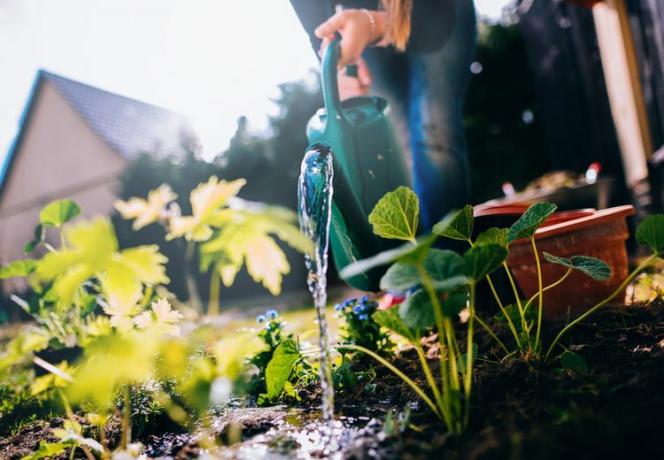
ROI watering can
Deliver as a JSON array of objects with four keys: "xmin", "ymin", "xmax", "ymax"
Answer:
[{"xmin": 305, "ymin": 38, "xmax": 410, "ymax": 291}]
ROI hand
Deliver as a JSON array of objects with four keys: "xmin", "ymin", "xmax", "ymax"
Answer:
[
  {"xmin": 315, "ymin": 9, "xmax": 387, "ymax": 68},
  {"xmin": 338, "ymin": 58, "xmax": 372, "ymax": 100}
]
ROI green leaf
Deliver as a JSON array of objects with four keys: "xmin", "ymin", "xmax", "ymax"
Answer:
[
  {"xmin": 368, "ymin": 186, "xmax": 419, "ymax": 241},
  {"xmin": 432, "ymin": 205, "xmax": 474, "ymax": 241},
  {"xmin": 339, "ymin": 236, "xmax": 435, "ymax": 281},
  {"xmin": 265, "ymin": 339, "xmax": 300, "ymax": 400},
  {"xmin": 475, "ymin": 227, "xmax": 508, "ymax": 247},
  {"xmin": 372, "ymin": 308, "xmax": 418, "ymax": 342},
  {"xmin": 560, "ymin": 350, "xmax": 588, "ymax": 374},
  {"xmin": 24, "ymin": 224, "xmax": 45, "ymax": 254},
  {"xmin": 507, "ymin": 202, "xmax": 557, "ymax": 243},
  {"xmin": 380, "ymin": 249, "xmax": 466, "ymax": 291},
  {"xmin": 495, "ymin": 301, "xmax": 533, "ymax": 333},
  {"xmin": 635, "ymin": 214, "xmax": 664, "ymax": 255},
  {"xmin": 0, "ymin": 259, "xmax": 37, "ymax": 279},
  {"xmin": 463, "ymin": 244, "xmax": 508, "ymax": 281},
  {"xmin": 543, "ymin": 253, "xmax": 611, "ymax": 281},
  {"xmin": 21, "ymin": 441, "xmax": 67, "ymax": 460},
  {"xmin": 39, "ymin": 199, "xmax": 80, "ymax": 228},
  {"xmin": 399, "ymin": 289, "xmax": 435, "ymax": 329}
]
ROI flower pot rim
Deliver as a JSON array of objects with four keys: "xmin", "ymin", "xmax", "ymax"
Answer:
[{"xmin": 510, "ymin": 204, "xmax": 634, "ymax": 246}]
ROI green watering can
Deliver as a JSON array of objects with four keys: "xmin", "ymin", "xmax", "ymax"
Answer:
[{"xmin": 305, "ymin": 38, "xmax": 410, "ymax": 291}]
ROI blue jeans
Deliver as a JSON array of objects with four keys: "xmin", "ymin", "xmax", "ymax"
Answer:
[{"xmin": 363, "ymin": 1, "xmax": 477, "ymax": 231}]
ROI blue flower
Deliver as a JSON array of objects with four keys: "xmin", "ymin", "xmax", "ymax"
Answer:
[
  {"xmin": 343, "ymin": 299, "xmax": 354, "ymax": 307},
  {"xmin": 334, "ymin": 303, "xmax": 344, "ymax": 311},
  {"xmin": 353, "ymin": 305, "xmax": 366, "ymax": 315},
  {"xmin": 266, "ymin": 309, "xmax": 278, "ymax": 320},
  {"xmin": 358, "ymin": 314, "xmax": 369, "ymax": 321},
  {"xmin": 256, "ymin": 315, "xmax": 266, "ymax": 324},
  {"xmin": 361, "ymin": 295, "xmax": 369, "ymax": 304}
]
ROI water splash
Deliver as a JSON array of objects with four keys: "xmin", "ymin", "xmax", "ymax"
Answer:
[{"xmin": 298, "ymin": 144, "xmax": 335, "ymax": 423}]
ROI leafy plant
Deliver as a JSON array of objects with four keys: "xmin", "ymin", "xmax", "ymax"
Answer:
[
  {"xmin": 116, "ymin": 177, "xmax": 313, "ymax": 315},
  {"xmin": 335, "ymin": 296, "xmax": 394, "ymax": 356},
  {"xmin": 246, "ymin": 310, "xmax": 314, "ymax": 405},
  {"xmin": 340, "ymin": 190, "xmax": 505, "ymax": 433}
]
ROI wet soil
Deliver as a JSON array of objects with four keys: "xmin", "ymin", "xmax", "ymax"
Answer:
[{"xmin": 3, "ymin": 303, "xmax": 664, "ymax": 459}]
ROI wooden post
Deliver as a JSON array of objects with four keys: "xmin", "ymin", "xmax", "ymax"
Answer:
[{"xmin": 592, "ymin": 0, "xmax": 653, "ymax": 188}]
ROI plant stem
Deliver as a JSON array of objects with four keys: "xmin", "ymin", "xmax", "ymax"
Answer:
[
  {"xmin": 485, "ymin": 274, "xmax": 520, "ymax": 347},
  {"xmin": 464, "ymin": 283, "xmax": 476, "ymax": 427},
  {"xmin": 342, "ymin": 344, "xmax": 440, "ymax": 418},
  {"xmin": 417, "ymin": 264, "xmax": 454, "ymax": 396},
  {"xmin": 207, "ymin": 271, "xmax": 221, "ymax": 316},
  {"xmin": 532, "ymin": 237, "xmax": 544, "ymax": 353},
  {"xmin": 502, "ymin": 262, "xmax": 528, "ymax": 340},
  {"xmin": 413, "ymin": 341, "xmax": 451, "ymax": 428},
  {"xmin": 523, "ymin": 267, "xmax": 573, "ymax": 314},
  {"xmin": 475, "ymin": 315, "xmax": 509, "ymax": 355},
  {"xmin": 184, "ymin": 241, "xmax": 203, "ymax": 314},
  {"xmin": 545, "ymin": 253, "xmax": 659, "ymax": 359},
  {"xmin": 120, "ymin": 386, "xmax": 131, "ymax": 450}
]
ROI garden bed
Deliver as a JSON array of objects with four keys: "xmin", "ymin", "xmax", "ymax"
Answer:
[{"xmin": 3, "ymin": 302, "xmax": 663, "ymax": 459}]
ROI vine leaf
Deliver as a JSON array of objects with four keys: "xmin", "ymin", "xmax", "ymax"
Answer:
[
  {"xmin": 475, "ymin": 227, "xmax": 508, "ymax": 248},
  {"xmin": 635, "ymin": 214, "xmax": 664, "ymax": 255},
  {"xmin": 463, "ymin": 244, "xmax": 508, "ymax": 281},
  {"xmin": 265, "ymin": 338, "xmax": 300, "ymax": 400},
  {"xmin": 543, "ymin": 252, "xmax": 611, "ymax": 281},
  {"xmin": 379, "ymin": 249, "xmax": 466, "ymax": 291},
  {"xmin": 432, "ymin": 205, "xmax": 474, "ymax": 241},
  {"xmin": 507, "ymin": 202, "xmax": 557, "ymax": 243},
  {"xmin": 39, "ymin": 199, "xmax": 80, "ymax": 228},
  {"xmin": 368, "ymin": 186, "xmax": 419, "ymax": 241}
]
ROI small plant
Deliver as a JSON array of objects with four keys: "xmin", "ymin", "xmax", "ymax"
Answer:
[
  {"xmin": 340, "ymin": 187, "xmax": 506, "ymax": 433},
  {"xmin": 335, "ymin": 295, "xmax": 394, "ymax": 356},
  {"xmin": 115, "ymin": 177, "xmax": 313, "ymax": 315},
  {"xmin": 246, "ymin": 310, "xmax": 315, "ymax": 405}
]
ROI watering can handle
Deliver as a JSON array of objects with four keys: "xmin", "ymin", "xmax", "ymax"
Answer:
[{"xmin": 321, "ymin": 37, "xmax": 348, "ymax": 132}]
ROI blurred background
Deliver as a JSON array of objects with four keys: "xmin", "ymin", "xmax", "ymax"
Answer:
[{"xmin": 1, "ymin": 0, "xmax": 663, "ymax": 316}]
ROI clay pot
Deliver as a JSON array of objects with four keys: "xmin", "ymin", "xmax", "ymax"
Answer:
[{"xmin": 507, "ymin": 205, "xmax": 634, "ymax": 321}]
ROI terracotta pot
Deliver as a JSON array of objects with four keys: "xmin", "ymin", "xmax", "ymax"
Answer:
[{"xmin": 506, "ymin": 205, "xmax": 634, "ymax": 321}]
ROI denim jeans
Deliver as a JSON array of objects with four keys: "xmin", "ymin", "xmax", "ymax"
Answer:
[{"xmin": 363, "ymin": 1, "xmax": 477, "ymax": 231}]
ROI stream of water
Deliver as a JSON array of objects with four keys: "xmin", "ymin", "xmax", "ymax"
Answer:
[{"xmin": 297, "ymin": 144, "xmax": 335, "ymax": 423}]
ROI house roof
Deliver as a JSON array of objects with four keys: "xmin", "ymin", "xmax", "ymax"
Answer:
[{"xmin": 0, "ymin": 69, "xmax": 197, "ymax": 195}]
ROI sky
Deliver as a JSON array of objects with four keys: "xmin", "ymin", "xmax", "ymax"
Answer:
[{"xmin": 0, "ymin": 0, "xmax": 511, "ymax": 161}]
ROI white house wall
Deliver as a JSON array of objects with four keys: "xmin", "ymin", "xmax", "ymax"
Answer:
[{"xmin": 0, "ymin": 81, "xmax": 126, "ymax": 292}]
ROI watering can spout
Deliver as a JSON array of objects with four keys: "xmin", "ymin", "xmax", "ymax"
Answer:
[{"xmin": 303, "ymin": 38, "xmax": 411, "ymax": 291}]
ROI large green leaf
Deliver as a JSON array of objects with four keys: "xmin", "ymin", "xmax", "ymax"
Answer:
[
  {"xmin": 39, "ymin": 199, "xmax": 81, "ymax": 228},
  {"xmin": 543, "ymin": 252, "xmax": 611, "ymax": 281},
  {"xmin": 379, "ymin": 249, "xmax": 466, "ymax": 291},
  {"xmin": 339, "ymin": 236, "xmax": 435, "ymax": 281},
  {"xmin": 432, "ymin": 205, "xmax": 474, "ymax": 241},
  {"xmin": 399, "ymin": 289, "xmax": 434, "ymax": 329},
  {"xmin": 265, "ymin": 339, "xmax": 300, "ymax": 399},
  {"xmin": 399, "ymin": 287, "xmax": 468, "ymax": 330},
  {"xmin": 0, "ymin": 259, "xmax": 37, "ymax": 279},
  {"xmin": 507, "ymin": 202, "xmax": 557, "ymax": 243},
  {"xmin": 372, "ymin": 308, "xmax": 418, "ymax": 342},
  {"xmin": 475, "ymin": 227, "xmax": 508, "ymax": 248},
  {"xmin": 368, "ymin": 186, "xmax": 419, "ymax": 241},
  {"xmin": 635, "ymin": 214, "xmax": 664, "ymax": 255},
  {"xmin": 463, "ymin": 244, "xmax": 508, "ymax": 281}
]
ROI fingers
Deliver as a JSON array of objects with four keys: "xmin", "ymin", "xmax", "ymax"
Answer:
[
  {"xmin": 314, "ymin": 12, "xmax": 345, "ymax": 39},
  {"xmin": 357, "ymin": 58, "xmax": 372, "ymax": 86}
]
